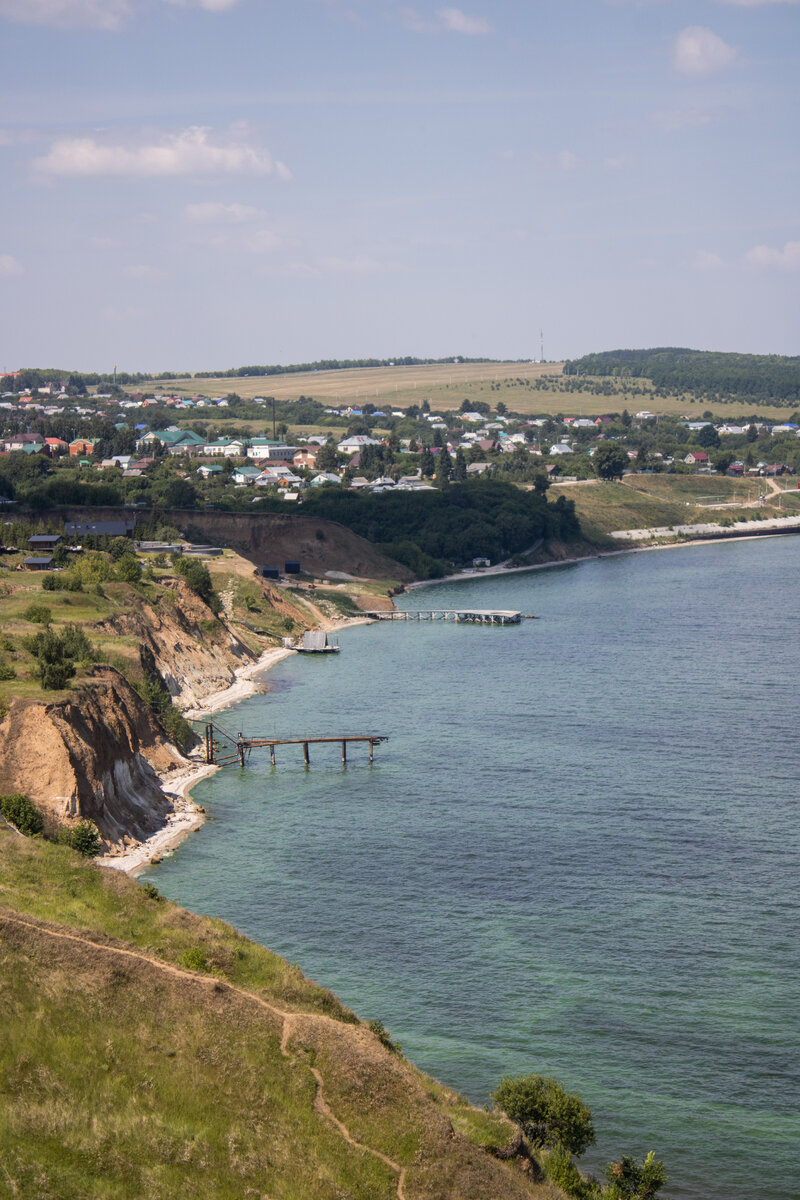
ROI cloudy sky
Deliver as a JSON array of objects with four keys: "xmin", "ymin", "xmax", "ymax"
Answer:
[{"xmin": 0, "ymin": 0, "xmax": 797, "ymax": 372}]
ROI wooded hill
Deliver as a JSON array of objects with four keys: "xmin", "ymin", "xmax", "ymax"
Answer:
[{"xmin": 564, "ymin": 349, "xmax": 800, "ymax": 407}]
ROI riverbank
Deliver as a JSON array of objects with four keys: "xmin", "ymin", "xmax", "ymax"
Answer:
[
  {"xmin": 101, "ymin": 616, "xmax": 372, "ymax": 876},
  {"xmin": 405, "ymin": 518, "xmax": 800, "ymax": 592}
]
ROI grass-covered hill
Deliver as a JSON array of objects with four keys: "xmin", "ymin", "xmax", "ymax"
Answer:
[
  {"xmin": 0, "ymin": 828, "xmax": 564, "ymax": 1200},
  {"xmin": 564, "ymin": 348, "xmax": 800, "ymax": 407}
]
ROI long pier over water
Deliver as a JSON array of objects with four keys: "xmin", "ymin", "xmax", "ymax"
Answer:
[
  {"xmin": 205, "ymin": 721, "xmax": 388, "ymax": 768},
  {"xmin": 363, "ymin": 608, "xmax": 524, "ymax": 624}
]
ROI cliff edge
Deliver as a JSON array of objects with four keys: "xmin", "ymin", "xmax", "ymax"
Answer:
[{"xmin": 0, "ymin": 667, "xmax": 186, "ymax": 848}]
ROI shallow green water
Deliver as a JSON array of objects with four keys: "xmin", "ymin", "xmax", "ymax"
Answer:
[{"xmin": 148, "ymin": 536, "xmax": 800, "ymax": 1200}]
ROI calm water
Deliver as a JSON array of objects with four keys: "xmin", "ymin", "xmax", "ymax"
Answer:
[{"xmin": 148, "ymin": 536, "xmax": 800, "ymax": 1200}]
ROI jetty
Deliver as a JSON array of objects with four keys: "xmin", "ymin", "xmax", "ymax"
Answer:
[
  {"xmin": 204, "ymin": 721, "xmax": 388, "ymax": 768},
  {"xmin": 362, "ymin": 608, "xmax": 523, "ymax": 625}
]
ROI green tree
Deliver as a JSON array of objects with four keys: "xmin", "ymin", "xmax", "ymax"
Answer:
[
  {"xmin": 453, "ymin": 447, "xmax": 468, "ymax": 482},
  {"xmin": 420, "ymin": 447, "xmax": 435, "ymax": 478},
  {"xmin": 436, "ymin": 446, "xmax": 451, "ymax": 485},
  {"xmin": 594, "ymin": 442, "xmax": 629, "ymax": 481},
  {"xmin": 116, "ymin": 553, "xmax": 142, "ymax": 583},
  {"xmin": 697, "ymin": 423, "xmax": 720, "ymax": 449},
  {"xmin": 712, "ymin": 450, "xmax": 735, "ymax": 475},
  {"xmin": 492, "ymin": 1074, "xmax": 596, "ymax": 1157},
  {"xmin": 605, "ymin": 1151, "xmax": 668, "ymax": 1200},
  {"xmin": 62, "ymin": 818, "xmax": 102, "ymax": 857}
]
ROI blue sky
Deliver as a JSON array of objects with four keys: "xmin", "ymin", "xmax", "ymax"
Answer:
[{"xmin": 1, "ymin": 0, "xmax": 797, "ymax": 372}]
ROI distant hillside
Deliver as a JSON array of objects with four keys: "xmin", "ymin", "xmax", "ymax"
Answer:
[
  {"xmin": 564, "ymin": 349, "xmax": 800, "ymax": 406},
  {"xmin": 0, "ymin": 830, "xmax": 560, "ymax": 1200}
]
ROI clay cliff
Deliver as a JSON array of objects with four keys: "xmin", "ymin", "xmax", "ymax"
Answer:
[
  {"xmin": 0, "ymin": 667, "xmax": 185, "ymax": 847},
  {"xmin": 98, "ymin": 578, "xmax": 255, "ymax": 709}
]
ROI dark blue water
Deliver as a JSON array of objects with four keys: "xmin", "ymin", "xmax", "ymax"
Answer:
[{"xmin": 148, "ymin": 537, "xmax": 800, "ymax": 1200}]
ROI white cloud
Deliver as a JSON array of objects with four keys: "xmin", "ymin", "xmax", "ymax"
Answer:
[
  {"xmin": 183, "ymin": 201, "xmax": 263, "ymax": 223},
  {"xmin": 745, "ymin": 241, "xmax": 800, "ymax": 270},
  {"xmin": 34, "ymin": 126, "xmax": 291, "ymax": 179},
  {"xmin": 673, "ymin": 27, "xmax": 737, "ymax": 78},
  {"xmin": 0, "ymin": 0, "xmax": 240, "ymax": 27},
  {"xmin": 398, "ymin": 5, "xmax": 491, "ymax": 34},
  {"xmin": 164, "ymin": 0, "xmax": 240, "ymax": 10},
  {"xmin": 556, "ymin": 149, "xmax": 578, "ymax": 171},
  {"xmin": 437, "ymin": 7, "xmax": 490, "ymax": 34},
  {"xmin": 652, "ymin": 108, "xmax": 712, "ymax": 133},
  {"xmin": 693, "ymin": 250, "xmax": 725, "ymax": 270},
  {"xmin": 0, "ymin": 0, "xmax": 130, "ymax": 28},
  {"xmin": 0, "ymin": 253, "xmax": 23, "ymax": 277}
]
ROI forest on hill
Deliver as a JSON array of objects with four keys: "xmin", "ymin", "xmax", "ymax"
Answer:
[{"xmin": 564, "ymin": 349, "xmax": 800, "ymax": 406}]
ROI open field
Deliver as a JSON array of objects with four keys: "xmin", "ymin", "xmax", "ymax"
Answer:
[{"xmin": 144, "ymin": 362, "xmax": 800, "ymax": 422}]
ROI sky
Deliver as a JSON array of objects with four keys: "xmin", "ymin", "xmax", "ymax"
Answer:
[{"xmin": 0, "ymin": 0, "xmax": 797, "ymax": 373}]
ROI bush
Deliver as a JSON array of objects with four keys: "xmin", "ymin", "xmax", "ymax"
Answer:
[
  {"xmin": 179, "ymin": 946, "xmax": 210, "ymax": 972},
  {"xmin": 0, "ymin": 792, "xmax": 44, "ymax": 836},
  {"xmin": 0, "ymin": 659, "xmax": 15, "ymax": 681},
  {"xmin": 116, "ymin": 553, "xmax": 142, "ymax": 583},
  {"xmin": 367, "ymin": 1019, "xmax": 401, "ymax": 1054},
  {"xmin": 492, "ymin": 1074, "xmax": 596, "ymax": 1157},
  {"xmin": 605, "ymin": 1152, "xmax": 668, "ymax": 1200},
  {"xmin": 544, "ymin": 1146, "xmax": 601, "ymax": 1200},
  {"xmin": 22, "ymin": 603, "xmax": 52, "ymax": 625},
  {"xmin": 141, "ymin": 881, "xmax": 164, "ymax": 902},
  {"xmin": 59, "ymin": 818, "xmax": 102, "ymax": 857}
]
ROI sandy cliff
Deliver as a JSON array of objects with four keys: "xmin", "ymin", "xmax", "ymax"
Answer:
[
  {"xmin": 0, "ymin": 667, "xmax": 185, "ymax": 847},
  {"xmin": 98, "ymin": 578, "xmax": 255, "ymax": 710}
]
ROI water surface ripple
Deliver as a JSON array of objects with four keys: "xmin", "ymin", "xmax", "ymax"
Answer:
[{"xmin": 149, "ymin": 537, "xmax": 800, "ymax": 1200}]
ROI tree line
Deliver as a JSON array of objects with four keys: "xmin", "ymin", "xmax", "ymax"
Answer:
[{"xmin": 564, "ymin": 348, "xmax": 800, "ymax": 405}]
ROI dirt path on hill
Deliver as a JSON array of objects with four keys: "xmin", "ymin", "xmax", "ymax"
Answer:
[{"xmin": 0, "ymin": 910, "xmax": 408, "ymax": 1200}]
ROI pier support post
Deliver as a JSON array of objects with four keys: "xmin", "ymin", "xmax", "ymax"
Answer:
[
  {"xmin": 369, "ymin": 739, "xmax": 374, "ymax": 763},
  {"xmin": 205, "ymin": 724, "xmax": 214, "ymax": 764},
  {"xmin": 303, "ymin": 741, "xmax": 310, "ymax": 766},
  {"xmin": 269, "ymin": 744, "xmax": 276, "ymax": 767},
  {"xmin": 341, "ymin": 740, "xmax": 347, "ymax": 765}
]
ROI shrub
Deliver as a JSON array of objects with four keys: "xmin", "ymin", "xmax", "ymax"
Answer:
[
  {"xmin": 59, "ymin": 818, "xmax": 102, "ymax": 857},
  {"xmin": 41, "ymin": 573, "xmax": 59, "ymax": 591},
  {"xmin": 544, "ymin": 1146, "xmax": 601, "ymax": 1200},
  {"xmin": 492, "ymin": 1074, "xmax": 596, "ymax": 1157},
  {"xmin": 22, "ymin": 603, "xmax": 52, "ymax": 625},
  {"xmin": 0, "ymin": 792, "xmax": 44, "ymax": 836},
  {"xmin": 367, "ymin": 1019, "xmax": 401, "ymax": 1054},
  {"xmin": 0, "ymin": 659, "xmax": 15, "ymax": 681},
  {"xmin": 141, "ymin": 881, "xmax": 165, "ymax": 902},
  {"xmin": 605, "ymin": 1151, "xmax": 668, "ymax": 1200},
  {"xmin": 179, "ymin": 946, "xmax": 210, "ymax": 972},
  {"xmin": 116, "ymin": 553, "xmax": 142, "ymax": 583}
]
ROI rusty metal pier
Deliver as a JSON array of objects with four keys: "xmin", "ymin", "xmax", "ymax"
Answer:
[{"xmin": 204, "ymin": 721, "xmax": 388, "ymax": 768}]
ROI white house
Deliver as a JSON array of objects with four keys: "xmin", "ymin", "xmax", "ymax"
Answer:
[{"xmin": 337, "ymin": 435, "xmax": 382, "ymax": 455}]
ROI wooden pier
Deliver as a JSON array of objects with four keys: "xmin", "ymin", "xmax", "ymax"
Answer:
[
  {"xmin": 204, "ymin": 721, "xmax": 388, "ymax": 768},
  {"xmin": 362, "ymin": 608, "xmax": 523, "ymax": 625}
]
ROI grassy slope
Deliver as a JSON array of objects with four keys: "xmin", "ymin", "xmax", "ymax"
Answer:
[
  {"xmin": 550, "ymin": 475, "xmax": 800, "ymax": 538},
  {"xmin": 0, "ymin": 830, "xmax": 562, "ymax": 1200}
]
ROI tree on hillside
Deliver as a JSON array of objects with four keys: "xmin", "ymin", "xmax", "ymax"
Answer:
[
  {"xmin": 453, "ymin": 447, "xmax": 467, "ymax": 482},
  {"xmin": 436, "ymin": 447, "xmax": 451, "ymax": 485},
  {"xmin": 492, "ymin": 1074, "xmax": 595, "ymax": 1157},
  {"xmin": 712, "ymin": 450, "xmax": 735, "ymax": 475},
  {"xmin": 594, "ymin": 442, "xmax": 629, "ymax": 481},
  {"xmin": 420, "ymin": 447, "xmax": 435, "ymax": 478}
]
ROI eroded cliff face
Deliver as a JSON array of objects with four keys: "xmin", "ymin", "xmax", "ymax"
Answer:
[
  {"xmin": 0, "ymin": 668, "xmax": 185, "ymax": 848},
  {"xmin": 100, "ymin": 579, "xmax": 255, "ymax": 710}
]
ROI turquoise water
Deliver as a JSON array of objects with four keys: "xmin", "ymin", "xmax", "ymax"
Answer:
[{"xmin": 148, "ymin": 537, "xmax": 800, "ymax": 1200}]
